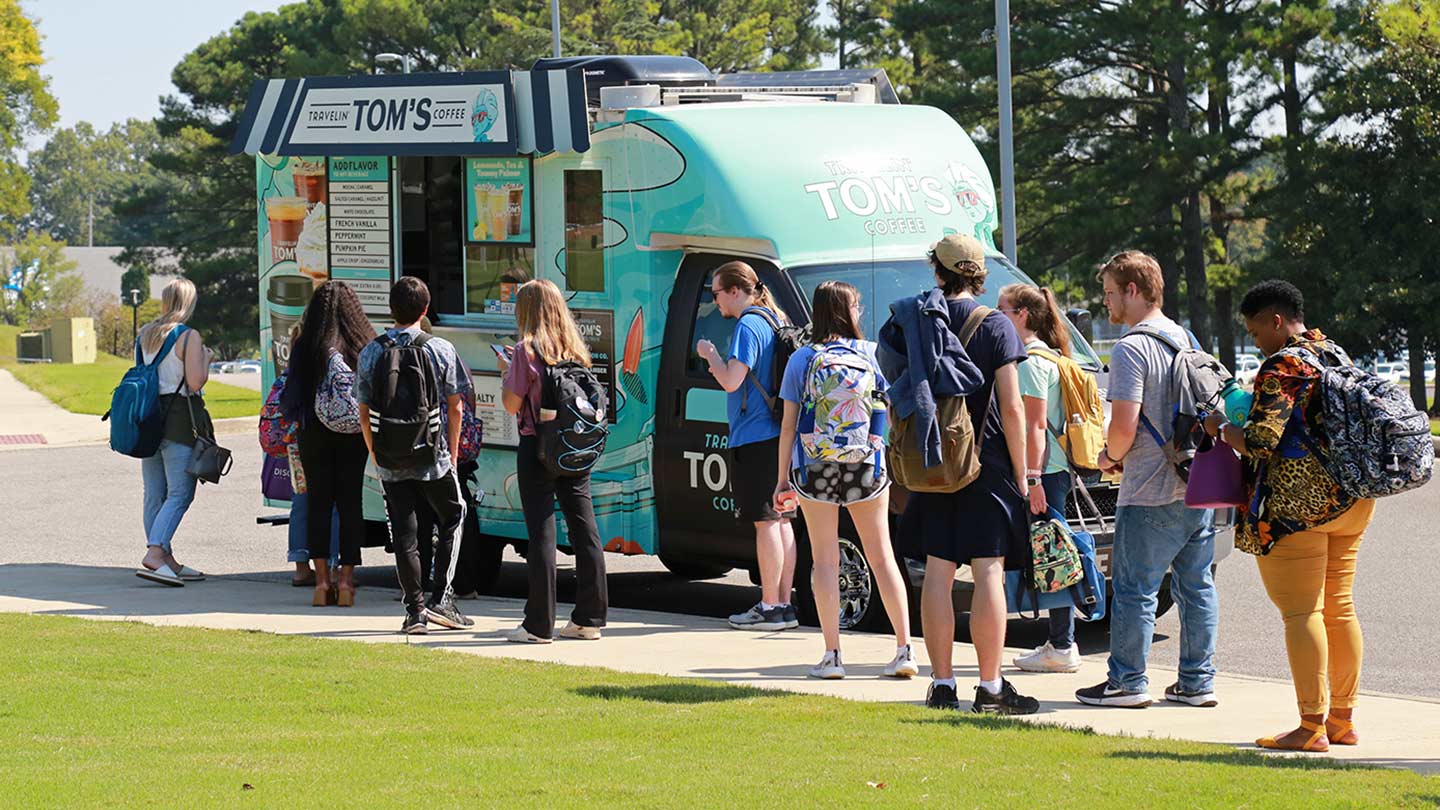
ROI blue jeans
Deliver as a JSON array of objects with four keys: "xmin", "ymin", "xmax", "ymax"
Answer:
[
  {"xmin": 141, "ymin": 439, "xmax": 197, "ymax": 553},
  {"xmin": 1107, "ymin": 502, "xmax": 1218, "ymax": 693},
  {"xmin": 1041, "ymin": 471, "xmax": 1076, "ymax": 650},
  {"xmin": 287, "ymin": 492, "xmax": 340, "ymax": 565}
]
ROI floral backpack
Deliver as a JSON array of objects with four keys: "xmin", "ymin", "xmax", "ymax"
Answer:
[
  {"xmin": 258, "ymin": 373, "xmax": 297, "ymax": 457},
  {"xmin": 456, "ymin": 363, "xmax": 484, "ymax": 463},
  {"xmin": 798, "ymin": 341, "xmax": 882, "ymax": 465},
  {"xmin": 1029, "ymin": 511, "xmax": 1085, "ymax": 593},
  {"xmin": 315, "ymin": 350, "xmax": 361, "ymax": 434}
]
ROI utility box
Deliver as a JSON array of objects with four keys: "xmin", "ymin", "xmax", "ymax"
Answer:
[{"xmin": 47, "ymin": 317, "xmax": 96, "ymax": 364}]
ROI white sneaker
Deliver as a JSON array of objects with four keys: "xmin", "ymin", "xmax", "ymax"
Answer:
[
  {"xmin": 504, "ymin": 626, "xmax": 552, "ymax": 644},
  {"xmin": 558, "ymin": 621, "xmax": 601, "ymax": 640},
  {"xmin": 808, "ymin": 650, "xmax": 845, "ymax": 680},
  {"xmin": 1013, "ymin": 641, "xmax": 1082, "ymax": 673},
  {"xmin": 883, "ymin": 645, "xmax": 919, "ymax": 679}
]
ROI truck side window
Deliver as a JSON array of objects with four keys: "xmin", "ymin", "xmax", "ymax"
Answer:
[
  {"xmin": 563, "ymin": 169, "xmax": 604, "ymax": 292},
  {"xmin": 688, "ymin": 272, "xmax": 733, "ymax": 378}
]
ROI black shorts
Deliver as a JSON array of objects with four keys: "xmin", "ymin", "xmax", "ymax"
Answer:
[
  {"xmin": 730, "ymin": 438, "xmax": 789, "ymax": 522},
  {"xmin": 898, "ymin": 467, "xmax": 1029, "ymax": 566},
  {"xmin": 792, "ymin": 462, "xmax": 888, "ymax": 506}
]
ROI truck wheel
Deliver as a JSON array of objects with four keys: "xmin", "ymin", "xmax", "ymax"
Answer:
[{"xmin": 658, "ymin": 555, "xmax": 732, "ymax": 580}]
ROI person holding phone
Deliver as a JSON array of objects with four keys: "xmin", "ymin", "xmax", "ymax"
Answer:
[{"xmin": 773, "ymin": 281, "xmax": 916, "ymax": 679}]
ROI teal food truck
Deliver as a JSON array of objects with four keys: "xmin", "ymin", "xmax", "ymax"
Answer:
[{"xmin": 234, "ymin": 56, "xmax": 1136, "ymax": 630}]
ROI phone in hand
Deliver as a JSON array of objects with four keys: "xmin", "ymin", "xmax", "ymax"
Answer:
[{"xmin": 491, "ymin": 344, "xmax": 512, "ymax": 362}]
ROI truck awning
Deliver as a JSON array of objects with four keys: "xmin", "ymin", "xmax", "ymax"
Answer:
[{"xmin": 229, "ymin": 68, "xmax": 590, "ymax": 157}]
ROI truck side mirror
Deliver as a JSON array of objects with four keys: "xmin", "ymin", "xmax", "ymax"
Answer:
[{"xmin": 1066, "ymin": 308, "xmax": 1093, "ymax": 344}]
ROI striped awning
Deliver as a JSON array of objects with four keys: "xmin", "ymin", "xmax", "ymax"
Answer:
[{"xmin": 229, "ymin": 69, "xmax": 590, "ymax": 157}]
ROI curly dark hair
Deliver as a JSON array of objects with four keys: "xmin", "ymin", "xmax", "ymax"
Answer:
[
  {"xmin": 284, "ymin": 281, "xmax": 376, "ymax": 415},
  {"xmin": 929, "ymin": 252, "xmax": 987, "ymax": 296},
  {"xmin": 1239, "ymin": 279, "xmax": 1305, "ymax": 321}
]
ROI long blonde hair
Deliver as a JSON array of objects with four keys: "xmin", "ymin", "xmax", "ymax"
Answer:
[
  {"xmin": 515, "ymin": 279, "xmax": 591, "ymax": 367},
  {"xmin": 713, "ymin": 261, "xmax": 781, "ymax": 317},
  {"xmin": 140, "ymin": 278, "xmax": 197, "ymax": 354}
]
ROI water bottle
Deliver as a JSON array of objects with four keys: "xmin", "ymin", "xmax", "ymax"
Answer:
[{"xmin": 1219, "ymin": 379, "xmax": 1253, "ymax": 427}]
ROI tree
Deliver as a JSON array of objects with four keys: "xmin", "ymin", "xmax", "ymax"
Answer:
[
  {"xmin": 826, "ymin": 0, "xmax": 888, "ymax": 69},
  {"xmin": 1, "ymin": 232, "xmax": 82, "ymax": 327},
  {"xmin": 661, "ymin": 0, "xmax": 825, "ymax": 71},
  {"xmin": 0, "ymin": 0, "xmax": 58, "ymax": 239},
  {"xmin": 24, "ymin": 120, "xmax": 171, "ymax": 246}
]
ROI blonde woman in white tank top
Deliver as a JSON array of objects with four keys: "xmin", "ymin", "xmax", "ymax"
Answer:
[{"xmin": 135, "ymin": 278, "xmax": 214, "ymax": 588}]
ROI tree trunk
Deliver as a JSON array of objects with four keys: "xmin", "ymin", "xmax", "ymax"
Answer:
[
  {"xmin": 1280, "ymin": 0, "xmax": 1303, "ymax": 165},
  {"xmin": 1410, "ymin": 330, "xmax": 1429, "ymax": 412},
  {"xmin": 1165, "ymin": 2, "xmax": 1203, "ymax": 338},
  {"xmin": 1181, "ymin": 190, "xmax": 1210, "ymax": 348}
]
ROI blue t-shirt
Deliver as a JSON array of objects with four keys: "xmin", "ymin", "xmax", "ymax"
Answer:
[
  {"xmin": 725, "ymin": 308, "xmax": 782, "ymax": 448},
  {"xmin": 355, "ymin": 326, "xmax": 465, "ymax": 482},
  {"xmin": 779, "ymin": 339, "xmax": 889, "ymax": 473}
]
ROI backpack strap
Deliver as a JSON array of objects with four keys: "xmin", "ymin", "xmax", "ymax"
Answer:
[
  {"xmin": 957, "ymin": 305, "xmax": 992, "ymax": 346},
  {"xmin": 1026, "ymin": 346, "xmax": 1068, "ymax": 438},
  {"xmin": 737, "ymin": 307, "xmax": 781, "ymax": 415},
  {"xmin": 141, "ymin": 324, "xmax": 188, "ymax": 368},
  {"xmin": 1121, "ymin": 325, "xmax": 1184, "ymax": 448}
]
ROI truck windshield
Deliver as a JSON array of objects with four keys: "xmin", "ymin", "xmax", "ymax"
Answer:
[{"xmin": 788, "ymin": 257, "xmax": 1103, "ymax": 370}]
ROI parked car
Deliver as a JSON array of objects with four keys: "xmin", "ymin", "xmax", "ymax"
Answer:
[
  {"xmin": 1234, "ymin": 353, "xmax": 1262, "ymax": 387},
  {"xmin": 234, "ymin": 361, "xmax": 261, "ymax": 374},
  {"xmin": 1372, "ymin": 362, "xmax": 1405, "ymax": 385}
]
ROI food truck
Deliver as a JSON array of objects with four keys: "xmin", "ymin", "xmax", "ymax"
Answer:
[{"xmin": 233, "ymin": 55, "xmax": 1145, "ymax": 630}]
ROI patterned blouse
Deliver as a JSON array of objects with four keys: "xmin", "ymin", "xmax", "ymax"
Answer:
[{"xmin": 1234, "ymin": 329, "xmax": 1356, "ymax": 555}]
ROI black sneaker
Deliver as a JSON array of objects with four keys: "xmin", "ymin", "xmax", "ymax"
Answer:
[
  {"xmin": 972, "ymin": 679, "xmax": 1040, "ymax": 715},
  {"xmin": 424, "ymin": 596, "xmax": 474, "ymax": 630},
  {"xmin": 1164, "ymin": 683, "xmax": 1218, "ymax": 707},
  {"xmin": 782, "ymin": 603, "xmax": 799, "ymax": 629},
  {"xmin": 925, "ymin": 681, "xmax": 961, "ymax": 710},
  {"xmin": 401, "ymin": 610, "xmax": 428, "ymax": 635},
  {"xmin": 1075, "ymin": 680, "xmax": 1152, "ymax": 708}
]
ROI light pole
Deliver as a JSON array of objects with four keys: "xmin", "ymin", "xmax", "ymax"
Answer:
[
  {"xmin": 127, "ymin": 288, "xmax": 141, "ymax": 345},
  {"xmin": 375, "ymin": 52, "xmax": 412, "ymax": 74},
  {"xmin": 551, "ymin": 0, "xmax": 562, "ymax": 58},
  {"xmin": 995, "ymin": 0, "xmax": 1017, "ymax": 263}
]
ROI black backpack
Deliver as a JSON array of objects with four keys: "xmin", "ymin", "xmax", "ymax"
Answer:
[
  {"xmin": 537, "ymin": 360, "xmax": 610, "ymax": 477},
  {"xmin": 738, "ymin": 305, "xmax": 810, "ymax": 421},
  {"xmin": 367, "ymin": 332, "xmax": 443, "ymax": 470}
]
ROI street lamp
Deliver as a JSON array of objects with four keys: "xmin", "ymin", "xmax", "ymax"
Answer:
[
  {"xmin": 994, "ymin": 0, "xmax": 1017, "ymax": 263},
  {"xmin": 375, "ymin": 52, "xmax": 412, "ymax": 74},
  {"xmin": 126, "ymin": 288, "xmax": 141, "ymax": 345}
]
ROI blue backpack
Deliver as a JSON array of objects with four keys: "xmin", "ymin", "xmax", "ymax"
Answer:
[{"xmin": 104, "ymin": 326, "xmax": 187, "ymax": 458}]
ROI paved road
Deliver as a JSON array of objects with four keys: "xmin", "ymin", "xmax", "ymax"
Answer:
[
  {"xmin": 210, "ymin": 371, "xmax": 263, "ymax": 391},
  {"xmin": 2, "ymin": 440, "xmax": 1436, "ymax": 700}
]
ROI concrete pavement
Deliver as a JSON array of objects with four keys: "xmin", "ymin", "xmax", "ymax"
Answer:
[
  {"xmin": 2, "ymin": 563, "xmax": 1437, "ymax": 775},
  {"xmin": 0, "ymin": 368, "xmax": 254, "ymax": 450}
]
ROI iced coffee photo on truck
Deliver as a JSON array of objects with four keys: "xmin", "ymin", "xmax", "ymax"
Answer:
[{"xmin": 233, "ymin": 55, "xmax": 1208, "ymax": 650}]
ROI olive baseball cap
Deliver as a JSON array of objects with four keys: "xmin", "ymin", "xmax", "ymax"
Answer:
[{"xmin": 929, "ymin": 233, "xmax": 986, "ymax": 270}]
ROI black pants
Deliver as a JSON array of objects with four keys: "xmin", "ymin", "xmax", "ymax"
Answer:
[
  {"xmin": 382, "ymin": 471, "xmax": 465, "ymax": 612},
  {"xmin": 517, "ymin": 435, "xmax": 607, "ymax": 637},
  {"xmin": 297, "ymin": 423, "xmax": 367, "ymax": 566}
]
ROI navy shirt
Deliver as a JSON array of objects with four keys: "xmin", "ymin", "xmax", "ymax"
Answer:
[{"xmin": 946, "ymin": 298, "xmax": 1028, "ymax": 477}]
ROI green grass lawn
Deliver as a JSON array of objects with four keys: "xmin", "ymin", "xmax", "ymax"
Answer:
[
  {"xmin": 0, "ymin": 616, "xmax": 1435, "ymax": 809},
  {"xmin": 1, "ymin": 351, "xmax": 259, "ymax": 418},
  {"xmin": 0, "ymin": 323, "xmax": 20, "ymax": 362}
]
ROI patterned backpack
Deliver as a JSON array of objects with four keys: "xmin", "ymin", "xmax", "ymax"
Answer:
[
  {"xmin": 456, "ymin": 363, "xmax": 484, "ymax": 464},
  {"xmin": 258, "ymin": 373, "xmax": 297, "ymax": 457},
  {"xmin": 1295, "ymin": 347, "xmax": 1434, "ymax": 498},
  {"xmin": 1029, "ymin": 511, "xmax": 1085, "ymax": 593},
  {"xmin": 314, "ymin": 350, "xmax": 361, "ymax": 434},
  {"xmin": 798, "ymin": 341, "xmax": 881, "ymax": 465}
]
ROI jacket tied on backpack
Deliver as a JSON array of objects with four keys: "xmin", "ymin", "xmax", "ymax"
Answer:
[{"xmin": 877, "ymin": 289, "xmax": 984, "ymax": 467}]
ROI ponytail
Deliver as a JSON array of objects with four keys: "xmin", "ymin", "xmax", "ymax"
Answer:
[
  {"xmin": 714, "ymin": 261, "xmax": 785, "ymax": 322},
  {"xmin": 998, "ymin": 283, "xmax": 1072, "ymax": 358}
]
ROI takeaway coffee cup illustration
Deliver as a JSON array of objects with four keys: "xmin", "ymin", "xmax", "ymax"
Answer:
[
  {"xmin": 268, "ymin": 274, "xmax": 313, "ymax": 373},
  {"xmin": 506, "ymin": 185, "xmax": 524, "ymax": 236},
  {"xmin": 291, "ymin": 160, "xmax": 327, "ymax": 209},
  {"xmin": 266, "ymin": 196, "xmax": 308, "ymax": 266}
]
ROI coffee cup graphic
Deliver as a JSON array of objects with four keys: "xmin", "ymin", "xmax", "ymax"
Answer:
[
  {"xmin": 266, "ymin": 196, "xmax": 308, "ymax": 267},
  {"xmin": 506, "ymin": 185, "xmax": 524, "ymax": 236},
  {"xmin": 291, "ymin": 160, "xmax": 327, "ymax": 208},
  {"xmin": 268, "ymin": 274, "xmax": 313, "ymax": 373}
]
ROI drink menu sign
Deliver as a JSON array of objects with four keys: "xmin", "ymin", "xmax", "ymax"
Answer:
[
  {"xmin": 465, "ymin": 157, "xmax": 533, "ymax": 246},
  {"xmin": 327, "ymin": 157, "xmax": 394, "ymax": 317}
]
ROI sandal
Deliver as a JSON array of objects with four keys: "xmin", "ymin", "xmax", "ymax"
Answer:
[
  {"xmin": 313, "ymin": 583, "xmax": 333, "ymax": 607},
  {"xmin": 1326, "ymin": 716, "xmax": 1359, "ymax": 746},
  {"xmin": 1257, "ymin": 720, "xmax": 1329, "ymax": 752}
]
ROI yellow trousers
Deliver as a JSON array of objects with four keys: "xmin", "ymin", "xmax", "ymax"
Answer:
[{"xmin": 1254, "ymin": 499, "xmax": 1376, "ymax": 716}]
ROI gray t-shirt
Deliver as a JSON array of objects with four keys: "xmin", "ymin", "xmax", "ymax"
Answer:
[{"xmin": 1108, "ymin": 316, "xmax": 1188, "ymax": 507}]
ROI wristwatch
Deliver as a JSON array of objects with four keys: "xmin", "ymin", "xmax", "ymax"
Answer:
[{"xmin": 1026, "ymin": 475, "xmax": 1042, "ymax": 488}]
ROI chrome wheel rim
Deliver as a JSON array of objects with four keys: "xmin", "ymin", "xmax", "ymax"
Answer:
[{"xmin": 836, "ymin": 536, "xmax": 873, "ymax": 630}]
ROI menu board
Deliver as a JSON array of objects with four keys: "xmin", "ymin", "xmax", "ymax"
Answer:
[
  {"xmin": 327, "ymin": 156, "xmax": 394, "ymax": 316},
  {"xmin": 465, "ymin": 157, "xmax": 533, "ymax": 246},
  {"xmin": 473, "ymin": 372, "xmax": 519, "ymax": 448},
  {"xmin": 572, "ymin": 308, "xmax": 616, "ymax": 424}
]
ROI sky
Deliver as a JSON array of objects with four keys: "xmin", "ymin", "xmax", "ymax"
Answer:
[
  {"xmin": 21, "ymin": 1, "xmax": 290, "ymax": 148},
  {"xmin": 19, "ymin": 0, "xmax": 840, "ymax": 152}
]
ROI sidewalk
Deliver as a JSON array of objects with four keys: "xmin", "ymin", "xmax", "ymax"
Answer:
[
  {"xmin": 2, "ymin": 563, "xmax": 1436, "ymax": 774},
  {"xmin": 0, "ymin": 368, "xmax": 254, "ymax": 451}
]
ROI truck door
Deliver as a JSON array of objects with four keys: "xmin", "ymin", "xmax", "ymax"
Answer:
[{"xmin": 653, "ymin": 253, "xmax": 802, "ymax": 567}]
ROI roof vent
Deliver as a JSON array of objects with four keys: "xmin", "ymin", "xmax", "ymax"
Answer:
[{"xmin": 532, "ymin": 55, "xmax": 714, "ymax": 108}]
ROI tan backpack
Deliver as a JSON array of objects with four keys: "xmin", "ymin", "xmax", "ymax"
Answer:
[
  {"xmin": 888, "ymin": 306, "xmax": 991, "ymax": 493},
  {"xmin": 1028, "ymin": 347, "xmax": 1105, "ymax": 472}
]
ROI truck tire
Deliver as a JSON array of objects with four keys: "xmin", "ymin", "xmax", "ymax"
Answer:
[{"xmin": 658, "ymin": 555, "xmax": 732, "ymax": 580}]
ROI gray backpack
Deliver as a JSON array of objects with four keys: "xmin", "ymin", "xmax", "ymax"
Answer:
[
  {"xmin": 1127, "ymin": 325, "xmax": 1232, "ymax": 482},
  {"xmin": 1293, "ymin": 346, "xmax": 1434, "ymax": 499}
]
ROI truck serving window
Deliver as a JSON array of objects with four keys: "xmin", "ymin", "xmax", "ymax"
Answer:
[
  {"xmin": 564, "ymin": 170, "xmax": 605, "ymax": 293},
  {"xmin": 788, "ymin": 258, "xmax": 1103, "ymax": 370},
  {"xmin": 466, "ymin": 246, "xmax": 535, "ymax": 317}
]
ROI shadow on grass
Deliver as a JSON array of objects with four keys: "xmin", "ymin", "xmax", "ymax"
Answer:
[
  {"xmin": 573, "ymin": 683, "xmax": 763, "ymax": 704},
  {"xmin": 902, "ymin": 713, "xmax": 1100, "ymax": 735}
]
